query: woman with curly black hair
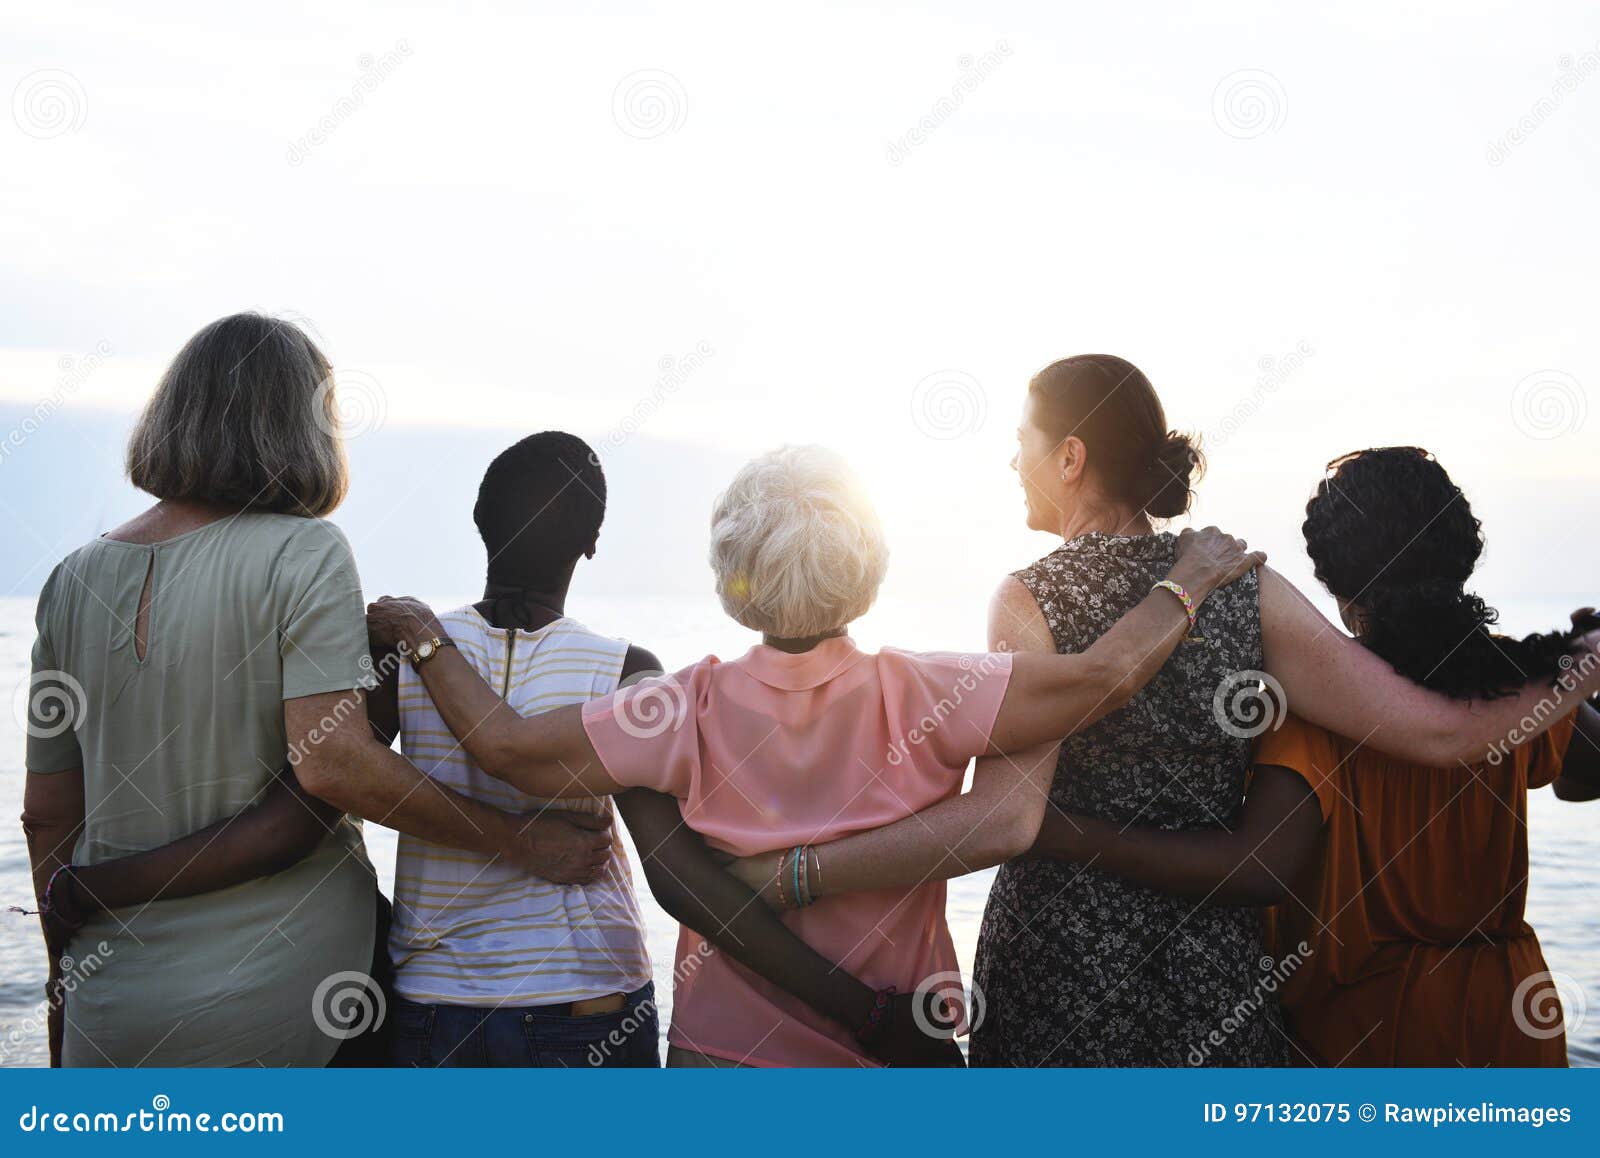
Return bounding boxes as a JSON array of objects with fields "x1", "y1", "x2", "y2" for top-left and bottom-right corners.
[{"x1": 1032, "y1": 446, "x2": 1600, "y2": 1065}]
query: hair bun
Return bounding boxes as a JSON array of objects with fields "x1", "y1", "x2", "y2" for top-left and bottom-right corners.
[{"x1": 1144, "y1": 431, "x2": 1203, "y2": 518}]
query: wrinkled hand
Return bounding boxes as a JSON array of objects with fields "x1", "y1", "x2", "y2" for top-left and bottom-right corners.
[
  {"x1": 1170, "y1": 526, "x2": 1266, "y2": 604},
  {"x1": 506, "y1": 808, "x2": 614, "y2": 885},
  {"x1": 366, "y1": 596, "x2": 444, "y2": 651}
]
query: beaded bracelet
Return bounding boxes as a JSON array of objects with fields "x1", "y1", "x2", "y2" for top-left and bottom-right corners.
[
  {"x1": 774, "y1": 850, "x2": 789, "y2": 908},
  {"x1": 1152, "y1": 579, "x2": 1198, "y2": 633}
]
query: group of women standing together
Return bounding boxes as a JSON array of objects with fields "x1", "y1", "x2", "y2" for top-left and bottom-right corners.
[{"x1": 22, "y1": 313, "x2": 1600, "y2": 1068}]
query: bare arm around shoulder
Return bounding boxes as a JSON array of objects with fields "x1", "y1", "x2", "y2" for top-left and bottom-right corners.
[
  {"x1": 726, "y1": 577, "x2": 1063, "y2": 906},
  {"x1": 288, "y1": 685, "x2": 612, "y2": 883},
  {"x1": 715, "y1": 528, "x2": 1267, "y2": 905},
  {"x1": 49, "y1": 764, "x2": 342, "y2": 923},
  {"x1": 612, "y1": 645, "x2": 960, "y2": 1064},
  {"x1": 365, "y1": 600, "x2": 620, "y2": 798},
  {"x1": 1029, "y1": 764, "x2": 1324, "y2": 906},
  {"x1": 1259, "y1": 569, "x2": 1600, "y2": 766},
  {"x1": 984, "y1": 528, "x2": 1267, "y2": 753}
]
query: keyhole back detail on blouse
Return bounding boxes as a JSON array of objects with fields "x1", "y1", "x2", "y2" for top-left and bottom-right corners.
[{"x1": 133, "y1": 551, "x2": 155, "y2": 662}]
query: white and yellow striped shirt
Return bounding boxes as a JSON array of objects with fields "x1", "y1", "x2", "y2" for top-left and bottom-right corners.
[{"x1": 388, "y1": 606, "x2": 652, "y2": 1006}]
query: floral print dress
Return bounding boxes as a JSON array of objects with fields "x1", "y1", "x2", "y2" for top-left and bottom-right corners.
[{"x1": 969, "y1": 532, "x2": 1291, "y2": 1067}]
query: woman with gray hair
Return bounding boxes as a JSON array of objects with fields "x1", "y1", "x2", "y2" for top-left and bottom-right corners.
[
  {"x1": 21, "y1": 313, "x2": 606, "y2": 1066},
  {"x1": 367, "y1": 443, "x2": 1265, "y2": 1065}
]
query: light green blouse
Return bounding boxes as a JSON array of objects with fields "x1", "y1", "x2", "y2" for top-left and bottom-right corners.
[{"x1": 27, "y1": 512, "x2": 376, "y2": 1067}]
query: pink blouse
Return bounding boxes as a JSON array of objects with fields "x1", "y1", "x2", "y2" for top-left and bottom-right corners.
[{"x1": 582, "y1": 635, "x2": 1013, "y2": 1066}]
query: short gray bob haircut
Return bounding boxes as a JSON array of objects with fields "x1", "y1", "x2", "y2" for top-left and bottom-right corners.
[{"x1": 709, "y1": 444, "x2": 889, "y2": 639}]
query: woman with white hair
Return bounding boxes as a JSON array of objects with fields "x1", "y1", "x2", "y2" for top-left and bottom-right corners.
[{"x1": 366, "y1": 443, "x2": 1264, "y2": 1066}]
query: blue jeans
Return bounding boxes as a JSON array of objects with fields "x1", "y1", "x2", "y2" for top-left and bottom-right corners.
[{"x1": 389, "y1": 984, "x2": 660, "y2": 1068}]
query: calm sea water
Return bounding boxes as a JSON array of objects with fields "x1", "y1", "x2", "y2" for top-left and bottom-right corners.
[{"x1": 1, "y1": 592, "x2": 1595, "y2": 1067}]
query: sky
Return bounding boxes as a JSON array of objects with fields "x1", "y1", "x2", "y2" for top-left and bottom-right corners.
[{"x1": 1, "y1": 1, "x2": 1597, "y2": 657}]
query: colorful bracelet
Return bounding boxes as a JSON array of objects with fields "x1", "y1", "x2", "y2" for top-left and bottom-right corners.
[
  {"x1": 1152, "y1": 579, "x2": 1198, "y2": 633},
  {"x1": 856, "y1": 985, "x2": 896, "y2": 1045}
]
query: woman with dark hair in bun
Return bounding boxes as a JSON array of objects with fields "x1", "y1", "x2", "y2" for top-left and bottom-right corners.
[
  {"x1": 715, "y1": 357, "x2": 1600, "y2": 1067},
  {"x1": 1030, "y1": 447, "x2": 1599, "y2": 1065}
]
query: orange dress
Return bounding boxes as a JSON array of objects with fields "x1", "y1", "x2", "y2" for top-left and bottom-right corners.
[{"x1": 1257, "y1": 712, "x2": 1576, "y2": 1067}]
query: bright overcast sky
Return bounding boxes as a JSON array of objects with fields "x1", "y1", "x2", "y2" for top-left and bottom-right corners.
[{"x1": 2, "y1": 2, "x2": 1597, "y2": 634}]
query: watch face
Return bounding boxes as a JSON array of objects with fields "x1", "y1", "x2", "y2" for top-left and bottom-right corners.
[{"x1": 415, "y1": 641, "x2": 436, "y2": 661}]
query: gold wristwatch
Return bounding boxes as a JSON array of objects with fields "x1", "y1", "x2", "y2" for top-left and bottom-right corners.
[{"x1": 409, "y1": 635, "x2": 456, "y2": 669}]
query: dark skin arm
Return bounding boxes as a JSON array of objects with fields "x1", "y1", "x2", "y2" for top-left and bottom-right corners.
[
  {"x1": 1028, "y1": 764, "x2": 1325, "y2": 907},
  {"x1": 54, "y1": 765, "x2": 341, "y2": 930},
  {"x1": 20, "y1": 769, "x2": 83, "y2": 1067},
  {"x1": 615, "y1": 645, "x2": 961, "y2": 1066},
  {"x1": 36, "y1": 646, "x2": 610, "y2": 953},
  {"x1": 1554, "y1": 702, "x2": 1600, "y2": 802}
]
